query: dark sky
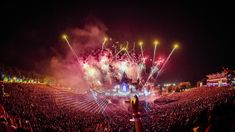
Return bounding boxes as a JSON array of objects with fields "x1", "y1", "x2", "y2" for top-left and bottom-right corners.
[{"x1": 0, "y1": 1, "x2": 234, "y2": 83}]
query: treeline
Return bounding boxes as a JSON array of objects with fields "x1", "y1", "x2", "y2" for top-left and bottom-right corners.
[{"x1": 0, "y1": 64, "x2": 54, "y2": 84}]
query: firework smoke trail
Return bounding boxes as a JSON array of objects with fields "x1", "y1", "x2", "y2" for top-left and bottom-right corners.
[
  {"x1": 101, "y1": 37, "x2": 108, "y2": 53},
  {"x1": 132, "y1": 42, "x2": 136, "y2": 53},
  {"x1": 124, "y1": 49, "x2": 134, "y2": 62},
  {"x1": 145, "y1": 65, "x2": 159, "y2": 83},
  {"x1": 114, "y1": 48, "x2": 124, "y2": 58},
  {"x1": 126, "y1": 41, "x2": 129, "y2": 49},
  {"x1": 152, "y1": 40, "x2": 159, "y2": 66},
  {"x1": 140, "y1": 45, "x2": 144, "y2": 57},
  {"x1": 139, "y1": 41, "x2": 144, "y2": 57},
  {"x1": 62, "y1": 34, "x2": 80, "y2": 63},
  {"x1": 138, "y1": 63, "x2": 145, "y2": 79},
  {"x1": 145, "y1": 57, "x2": 165, "y2": 84},
  {"x1": 156, "y1": 46, "x2": 177, "y2": 78},
  {"x1": 153, "y1": 46, "x2": 157, "y2": 65}
]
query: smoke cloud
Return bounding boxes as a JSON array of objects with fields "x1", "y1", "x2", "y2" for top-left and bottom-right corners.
[{"x1": 49, "y1": 19, "x2": 108, "y2": 92}]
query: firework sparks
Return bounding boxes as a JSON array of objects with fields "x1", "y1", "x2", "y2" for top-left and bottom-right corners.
[
  {"x1": 61, "y1": 34, "x2": 178, "y2": 90},
  {"x1": 101, "y1": 37, "x2": 108, "y2": 53}
]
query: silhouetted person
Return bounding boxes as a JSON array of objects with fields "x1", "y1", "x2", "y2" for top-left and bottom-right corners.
[{"x1": 130, "y1": 95, "x2": 143, "y2": 132}]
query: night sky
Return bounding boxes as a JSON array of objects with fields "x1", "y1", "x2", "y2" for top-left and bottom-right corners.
[{"x1": 0, "y1": 1, "x2": 234, "y2": 84}]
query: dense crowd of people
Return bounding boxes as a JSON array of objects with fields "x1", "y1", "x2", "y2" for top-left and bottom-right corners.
[
  {"x1": 0, "y1": 82, "x2": 235, "y2": 131},
  {"x1": 143, "y1": 86, "x2": 235, "y2": 131}
]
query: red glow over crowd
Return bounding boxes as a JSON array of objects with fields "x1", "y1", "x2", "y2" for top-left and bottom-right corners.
[{"x1": 0, "y1": 82, "x2": 235, "y2": 131}]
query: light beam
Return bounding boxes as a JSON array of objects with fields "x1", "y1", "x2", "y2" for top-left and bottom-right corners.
[
  {"x1": 101, "y1": 37, "x2": 108, "y2": 52},
  {"x1": 156, "y1": 43, "x2": 179, "y2": 78},
  {"x1": 139, "y1": 41, "x2": 144, "y2": 57},
  {"x1": 62, "y1": 34, "x2": 80, "y2": 63},
  {"x1": 152, "y1": 40, "x2": 159, "y2": 65}
]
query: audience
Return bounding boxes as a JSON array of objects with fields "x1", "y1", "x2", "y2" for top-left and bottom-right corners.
[{"x1": 0, "y1": 82, "x2": 234, "y2": 131}]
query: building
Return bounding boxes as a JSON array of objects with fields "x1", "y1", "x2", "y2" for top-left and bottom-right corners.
[{"x1": 206, "y1": 69, "x2": 234, "y2": 87}]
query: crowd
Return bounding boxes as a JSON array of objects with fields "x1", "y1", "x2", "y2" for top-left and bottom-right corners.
[
  {"x1": 0, "y1": 82, "x2": 134, "y2": 131},
  {"x1": 0, "y1": 105, "x2": 33, "y2": 132},
  {"x1": 0, "y1": 82, "x2": 235, "y2": 131},
  {"x1": 142, "y1": 86, "x2": 235, "y2": 131}
]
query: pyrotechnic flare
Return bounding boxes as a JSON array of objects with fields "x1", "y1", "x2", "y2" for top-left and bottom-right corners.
[
  {"x1": 123, "y1": 47, "x2": 134, "y2": 62},
  {"x1": 114, "y1": 45, "x2": 129, "y2": 59},
  {"x1": 62, "y1": 34, "x2": 80, "y2": 63},
  {"x1": 152, "y1": 40, "x2": 159, "y2": 65},
  {"x1": 101, "y1": 37, "x2": 108, "y2": 53},
  {"x1": 157, "y1": 43, "x2": 179, "y2": 77},
  {"x1": 138, "y1": 41, "x2": 144, "y2": 57},
  {"x1": 146, "y1": 65, "x2": 158, "y2": 83},
  {"x1": 114, "y1": 48, "x2": 124, "y2": 58},
  {"x1": 60, "y1": 33, "x2": 179, "y2": 92},
  {"x1": 132, "y1": 42, "x2": 136, "y2": 53},
  {"x1": 126, "y1": 41, "x2": 129, "y2": 49}
]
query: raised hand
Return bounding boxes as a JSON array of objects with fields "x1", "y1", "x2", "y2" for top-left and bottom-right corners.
[{"x1": 131, "y1": 95, "x2": 139, "y2": 114}]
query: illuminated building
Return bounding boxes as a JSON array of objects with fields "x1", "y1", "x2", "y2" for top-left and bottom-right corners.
[{"x1": 206, "y1": 69, "x2": 234, "y2": 87}]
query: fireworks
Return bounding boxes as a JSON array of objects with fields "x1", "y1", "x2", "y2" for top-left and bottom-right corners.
[
  {"x1": 156, "y1": 43, "x2": 179, "y2": 78},
  {"x1": 61, "y1": 34, "x2": 179, "y2": 90},
  {"x1": 101, "y1": 37, "x2": 108, "y2": 53},
  {"x1": 62, "y1": 34, "x2": 80, "y2": 63},
  {"x1": 138, "y1": 41, "x2": 144, "y2": 58},
  {"x1": 152, "y1": 40, "x2": 159, "y2": 66}
]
